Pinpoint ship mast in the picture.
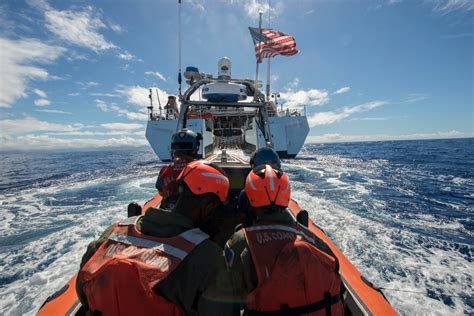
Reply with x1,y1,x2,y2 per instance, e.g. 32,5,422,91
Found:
254,11,263,100
265,0,271,101
178,0,182,97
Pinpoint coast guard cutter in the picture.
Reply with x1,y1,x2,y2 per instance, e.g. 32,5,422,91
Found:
145,57,309,162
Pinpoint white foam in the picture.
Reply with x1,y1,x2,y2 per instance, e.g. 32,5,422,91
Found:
0,172,155,315
289,174,472,315
1,149,471,315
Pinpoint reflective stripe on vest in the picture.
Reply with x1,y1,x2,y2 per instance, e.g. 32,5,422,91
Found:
245,224,316,245
107,227,209,260
179,228,209,245
108,232,189,260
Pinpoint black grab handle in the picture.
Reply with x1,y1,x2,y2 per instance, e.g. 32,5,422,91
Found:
296,210,309,227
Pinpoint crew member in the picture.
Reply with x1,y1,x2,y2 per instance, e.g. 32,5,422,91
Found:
76,161,234,315
237,147,282,225
225,165,344,315
156,129,202,209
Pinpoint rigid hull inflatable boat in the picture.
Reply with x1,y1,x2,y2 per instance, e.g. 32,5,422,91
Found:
37,64,397,315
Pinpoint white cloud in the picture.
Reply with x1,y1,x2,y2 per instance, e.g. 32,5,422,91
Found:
68,92,80,96
334,86,350,95
35,109,71,114
232,0,284,19
120,64,133,73
26,0,52,11
116,85,169,108
189,0,205,12
0,38,65,107
34,98,51,106
134,130,145,137
49,130,132,136
66,51,89,61
94,100,109,112
431,0,474,14
44,6,116,52
285,77,300,90
33,88,47,98
101,123,144,130
404,93,429,103
280,89,330,109
350,117,390,121
1,134,147,150
307,100,386,127
95,99,148,121
145,71,167,82
110,103,148,121
108,21,123,33
77,81,100,89
118,51,135,61
305,130,470,143
90,92,119,97
0,116,80,135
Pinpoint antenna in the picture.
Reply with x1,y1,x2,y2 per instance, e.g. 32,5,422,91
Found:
148,88,153,120
155,89,162,118
266,0,271,101
178,0,182,96
254,11,263,100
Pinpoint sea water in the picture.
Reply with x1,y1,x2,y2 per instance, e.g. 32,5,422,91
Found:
0,138,472,315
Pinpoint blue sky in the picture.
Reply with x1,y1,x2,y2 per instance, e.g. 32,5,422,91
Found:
0,0,472,150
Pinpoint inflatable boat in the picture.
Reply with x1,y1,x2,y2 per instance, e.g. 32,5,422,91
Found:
37,57,397,316
37,159,397,316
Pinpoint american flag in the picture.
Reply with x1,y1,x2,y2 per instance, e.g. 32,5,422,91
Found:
249,27,299,63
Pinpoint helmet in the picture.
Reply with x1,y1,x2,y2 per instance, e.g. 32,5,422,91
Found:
250,147,281,169
177,161,229,202
171,129,202,158
245,164,291,208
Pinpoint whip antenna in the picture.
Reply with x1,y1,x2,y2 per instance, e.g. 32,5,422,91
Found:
178,0,182,96
254,11,263,100
155,89,162,118
266,0,271,101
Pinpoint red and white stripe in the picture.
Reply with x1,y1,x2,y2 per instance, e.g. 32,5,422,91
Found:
253,28,299,63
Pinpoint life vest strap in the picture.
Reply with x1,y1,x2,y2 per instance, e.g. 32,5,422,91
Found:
246,293,340,316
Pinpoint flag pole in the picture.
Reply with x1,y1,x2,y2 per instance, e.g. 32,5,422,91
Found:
178,0,182,97
254,11,263,100
265,0,271,101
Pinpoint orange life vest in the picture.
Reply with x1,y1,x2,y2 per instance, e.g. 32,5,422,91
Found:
243,223,344,316
79,217,209,316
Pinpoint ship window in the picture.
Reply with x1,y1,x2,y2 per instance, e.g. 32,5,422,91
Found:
221,65,228,71
203,87,209,92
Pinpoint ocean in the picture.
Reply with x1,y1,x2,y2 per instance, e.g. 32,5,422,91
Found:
0,138,472,315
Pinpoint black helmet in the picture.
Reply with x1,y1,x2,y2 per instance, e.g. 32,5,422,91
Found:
250,147,281,169
171,129,202,158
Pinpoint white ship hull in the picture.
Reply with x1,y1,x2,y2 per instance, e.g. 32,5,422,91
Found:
146,114,309,161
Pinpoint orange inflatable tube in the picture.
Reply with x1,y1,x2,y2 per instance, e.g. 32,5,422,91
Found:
37,275,81,316
38,196,398,315
287,200,398,316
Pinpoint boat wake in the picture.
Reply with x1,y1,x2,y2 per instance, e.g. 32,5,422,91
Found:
0,139,473,315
